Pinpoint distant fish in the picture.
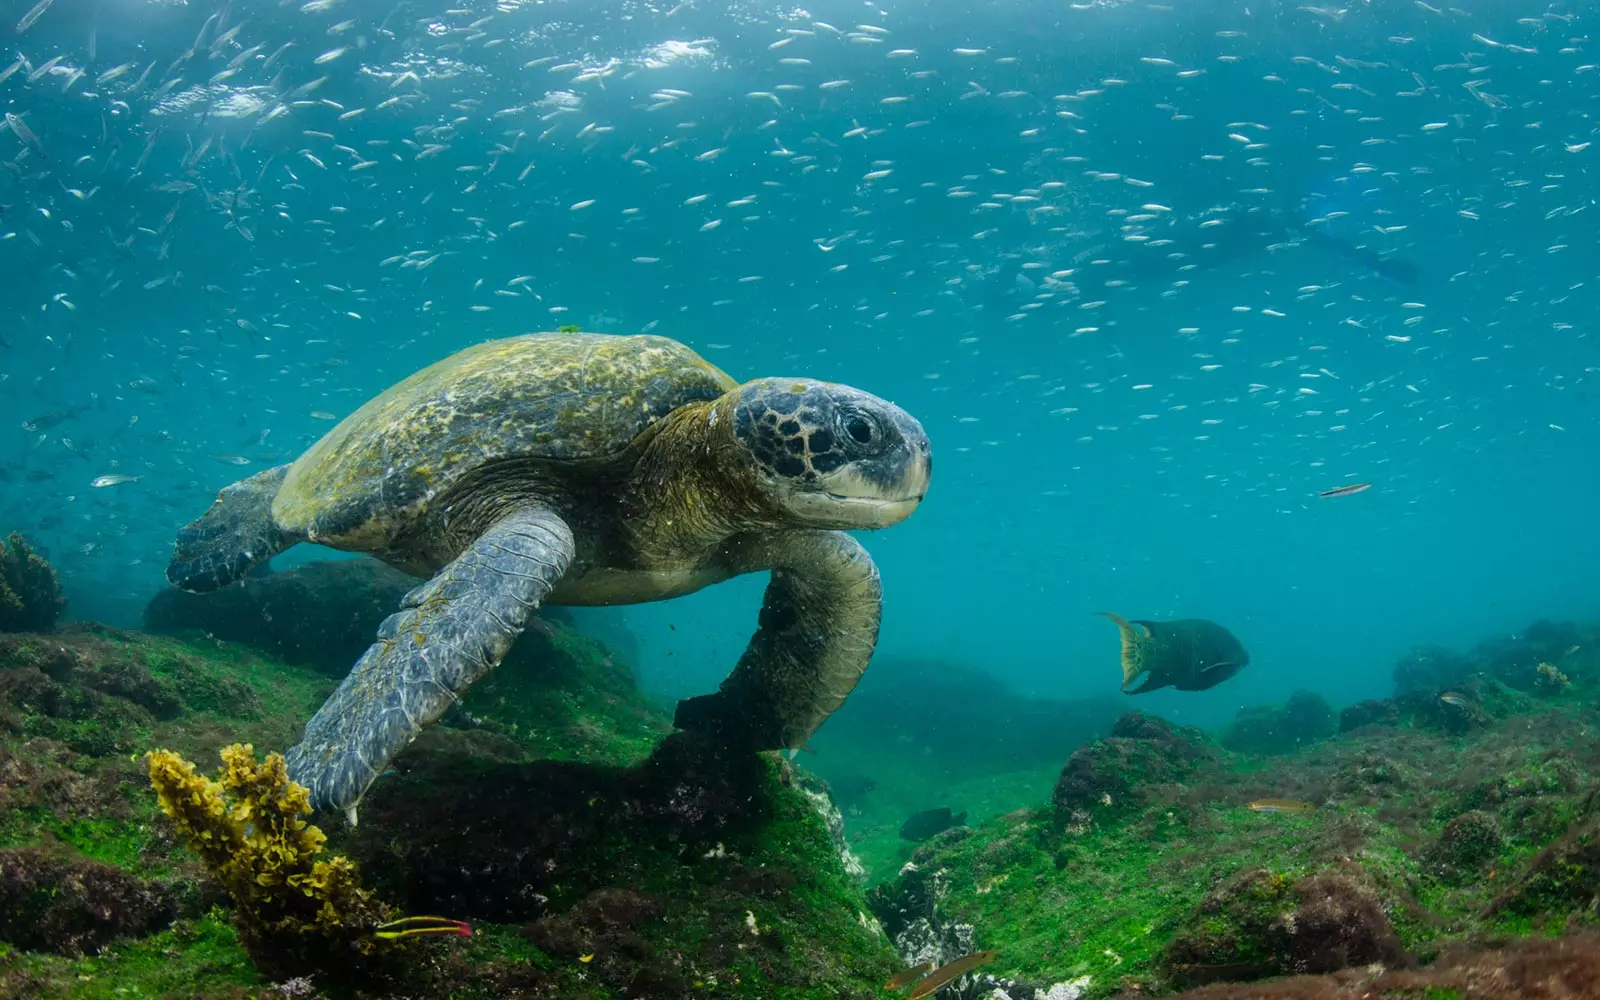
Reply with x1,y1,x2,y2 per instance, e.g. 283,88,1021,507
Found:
884,961,935,990
309,410,337,420
91,474,142,488
210,454,253,466
1098,612,1249,694
1438,691,1475,709
1318,482,1371,498
4,113,45,160
21,403,88,433
899,807,966,843
1248,799,1315,814
15,0,55,35
905,950,997,1000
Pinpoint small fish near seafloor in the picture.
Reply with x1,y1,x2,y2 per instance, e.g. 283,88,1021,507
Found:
898,950,997,1000
884,961,935,990
1248,798,1316,814
1099,612,1249,695
1439,691,1476,709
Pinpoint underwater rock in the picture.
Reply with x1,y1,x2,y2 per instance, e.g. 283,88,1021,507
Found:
1163,868,1407,987
339,728,897,999
1219,691,1336,756
1490,812,1600,920
519,887,670,982
1463,620,1590,693
1423,810,1505,883
1329,753,1410,801
1116,932,1600,1000
0,846,182,956
1052,711,1212,829
792,766,868,880
901,806,968,842
0,627,271,759
347,730,776,921
868,861,979,997
1337,698,1399,733
0,533,65,634
143,558,419,675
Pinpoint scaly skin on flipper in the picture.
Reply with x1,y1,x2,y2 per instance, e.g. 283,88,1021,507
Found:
284,506,574,822
167,465,299,593
674,531,882,749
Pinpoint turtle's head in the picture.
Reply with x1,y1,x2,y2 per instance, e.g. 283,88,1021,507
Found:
724,378,931,529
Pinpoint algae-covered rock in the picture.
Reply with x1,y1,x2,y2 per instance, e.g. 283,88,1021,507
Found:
1338,698,1399,733
1491,813,1600,920
867,860,977,992
1219,691,1337,756
339,731,895,996
0,846,184,956
1163,868,1406,987
0,533,64,634
1115,932,1600,1000
144,558,418,675
1329,752,1410,801
1423,810,1504,883
1053,711,1211,828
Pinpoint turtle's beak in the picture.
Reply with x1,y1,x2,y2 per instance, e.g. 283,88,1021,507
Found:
808,408,930,529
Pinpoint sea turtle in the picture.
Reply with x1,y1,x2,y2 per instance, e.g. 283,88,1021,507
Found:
166,332,931,824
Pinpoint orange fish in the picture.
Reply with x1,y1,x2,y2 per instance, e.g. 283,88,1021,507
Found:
884,961,935,990
1247,799,1315,814
907,950,997,1000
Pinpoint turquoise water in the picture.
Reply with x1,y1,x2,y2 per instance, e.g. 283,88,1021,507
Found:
3,0,1596,735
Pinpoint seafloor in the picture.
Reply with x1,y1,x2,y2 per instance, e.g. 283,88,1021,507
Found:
2,539,1600,999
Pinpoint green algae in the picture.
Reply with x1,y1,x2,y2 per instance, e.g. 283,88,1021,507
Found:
0,614,895,998
2,910,264,999
873,692,1600,997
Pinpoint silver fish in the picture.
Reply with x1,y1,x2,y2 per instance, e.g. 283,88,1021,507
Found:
16,0,55,34
91,474,142,488
4,114,43,157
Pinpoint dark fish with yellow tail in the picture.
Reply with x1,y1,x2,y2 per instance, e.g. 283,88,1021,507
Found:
906,950,997,999
1098,612,1248,694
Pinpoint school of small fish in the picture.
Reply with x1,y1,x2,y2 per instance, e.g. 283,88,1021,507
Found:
0,2,1592,619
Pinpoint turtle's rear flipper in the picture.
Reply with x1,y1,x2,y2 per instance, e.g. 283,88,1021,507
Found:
285,506,574,824
166,464,296,593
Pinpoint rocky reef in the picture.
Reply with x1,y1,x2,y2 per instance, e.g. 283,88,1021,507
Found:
0,533,64,634
8,539,1600,1000
0,556,896,999
867,619,1600,998
807,658,1123,879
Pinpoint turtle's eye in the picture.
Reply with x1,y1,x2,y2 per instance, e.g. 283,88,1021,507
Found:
842,412,878,446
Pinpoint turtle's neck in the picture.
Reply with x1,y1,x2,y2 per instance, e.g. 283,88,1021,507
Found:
620,398,781,565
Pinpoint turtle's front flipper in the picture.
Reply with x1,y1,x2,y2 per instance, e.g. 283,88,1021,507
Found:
674,531,881,750
285,507,574,822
